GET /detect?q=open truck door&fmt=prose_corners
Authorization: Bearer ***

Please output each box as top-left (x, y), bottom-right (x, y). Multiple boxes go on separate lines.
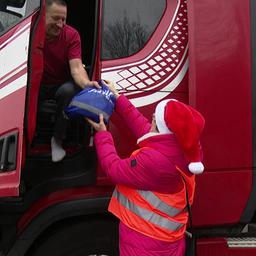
top-left (0, 0), bottom-right (43, 197)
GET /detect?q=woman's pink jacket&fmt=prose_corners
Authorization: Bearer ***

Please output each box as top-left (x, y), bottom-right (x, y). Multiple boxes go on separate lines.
top-left (94, 95), bottom-right (190, 255)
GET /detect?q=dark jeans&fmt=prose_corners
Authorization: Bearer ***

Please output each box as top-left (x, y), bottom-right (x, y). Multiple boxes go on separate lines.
top-left (39, 81), bottom-right (81, 141)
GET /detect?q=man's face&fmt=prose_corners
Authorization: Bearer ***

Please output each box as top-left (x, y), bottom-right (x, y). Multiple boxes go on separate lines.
top-left (45, 3), bottom-right (67, 40)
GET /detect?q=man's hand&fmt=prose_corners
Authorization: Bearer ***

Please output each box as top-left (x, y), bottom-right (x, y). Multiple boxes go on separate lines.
top-left (86, 114), bottom-right (107, 132)
top-left (84, 80), bottom-right (100, 89)
top-left (69, 59), bottom-right (100, 89)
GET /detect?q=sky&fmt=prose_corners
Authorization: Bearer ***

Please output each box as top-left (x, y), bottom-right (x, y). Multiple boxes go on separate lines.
top-left (103, 0), bottom-right (166, 28)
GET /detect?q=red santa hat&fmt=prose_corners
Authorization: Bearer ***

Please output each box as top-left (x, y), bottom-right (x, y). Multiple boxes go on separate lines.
top-left (155, 99), bottom-right (205, 174)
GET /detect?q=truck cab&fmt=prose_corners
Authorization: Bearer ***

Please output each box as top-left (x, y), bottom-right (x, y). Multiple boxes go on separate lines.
top-left (0, 0), bottom-right (255, 255)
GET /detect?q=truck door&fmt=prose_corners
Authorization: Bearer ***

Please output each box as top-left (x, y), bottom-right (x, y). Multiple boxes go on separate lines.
top-left (0, 0), bottom-right (42, 197)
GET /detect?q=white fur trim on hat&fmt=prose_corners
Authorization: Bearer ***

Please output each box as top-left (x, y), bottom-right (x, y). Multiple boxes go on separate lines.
top-left (155, 99), bottom-right (176, 134)
top-left (188, 162), bottom-right (204, 174)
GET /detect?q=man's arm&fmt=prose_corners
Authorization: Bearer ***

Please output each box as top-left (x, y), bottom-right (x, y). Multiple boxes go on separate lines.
top-left (69, 58), bottom-right (99, 88)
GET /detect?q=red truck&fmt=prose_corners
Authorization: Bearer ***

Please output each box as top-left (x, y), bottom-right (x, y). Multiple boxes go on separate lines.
top-left (0, 0), bottom-right (255, 255)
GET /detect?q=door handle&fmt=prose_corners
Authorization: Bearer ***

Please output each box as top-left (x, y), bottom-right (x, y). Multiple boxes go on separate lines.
top-left (0, 133), bottom-right (18, 172)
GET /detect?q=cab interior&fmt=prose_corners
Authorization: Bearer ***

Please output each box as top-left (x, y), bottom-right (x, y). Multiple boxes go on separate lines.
top-left (22, 0), bottom-right (99, 199)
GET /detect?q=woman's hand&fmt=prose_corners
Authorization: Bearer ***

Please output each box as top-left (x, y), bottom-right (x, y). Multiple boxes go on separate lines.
top-left (86, 114), bottom-right (107, 132)
top-left (103, 80), bottom-right (120, 98)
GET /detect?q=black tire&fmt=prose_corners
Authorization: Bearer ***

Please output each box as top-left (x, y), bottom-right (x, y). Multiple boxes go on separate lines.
top-left (27, 218), bottom-right (119, 256)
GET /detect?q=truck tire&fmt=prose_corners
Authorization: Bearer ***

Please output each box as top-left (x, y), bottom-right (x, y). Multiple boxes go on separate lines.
top-left (28, 218), bottom-right (119, 256)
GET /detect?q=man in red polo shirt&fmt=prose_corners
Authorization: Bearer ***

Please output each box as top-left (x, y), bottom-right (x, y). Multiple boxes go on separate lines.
top-left (39, 0), bottom-right (99, 162)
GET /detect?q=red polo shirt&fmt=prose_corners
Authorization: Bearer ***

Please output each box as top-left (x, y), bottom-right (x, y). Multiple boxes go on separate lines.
top-left (42, 24), bottom-right (82, 85)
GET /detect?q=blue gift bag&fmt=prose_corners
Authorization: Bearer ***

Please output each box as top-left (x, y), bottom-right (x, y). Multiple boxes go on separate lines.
top-left (64, 80), bottom-right (116, 123)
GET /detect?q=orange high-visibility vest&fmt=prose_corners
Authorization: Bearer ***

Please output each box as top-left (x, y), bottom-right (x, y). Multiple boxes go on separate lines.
top-left (108, 164), bottom-right (195, 242)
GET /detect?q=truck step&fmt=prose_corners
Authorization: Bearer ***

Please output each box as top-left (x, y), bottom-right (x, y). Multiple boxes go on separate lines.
top-left (226, 237), bottom-right (256, 248)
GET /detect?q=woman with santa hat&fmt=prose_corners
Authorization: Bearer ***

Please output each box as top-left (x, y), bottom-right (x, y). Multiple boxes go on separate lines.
top-left (87, 81), bottom-right (205, 256)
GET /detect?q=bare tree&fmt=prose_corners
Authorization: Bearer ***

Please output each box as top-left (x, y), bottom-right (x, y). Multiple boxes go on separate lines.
top-left (102, 14), bottom-right (149, 59)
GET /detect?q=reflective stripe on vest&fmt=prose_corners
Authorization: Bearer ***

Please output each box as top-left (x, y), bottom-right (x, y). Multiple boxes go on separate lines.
top-left (112, 189), bottom-right (184, 231)
top-left (137, 190), bottom-right (184, 217)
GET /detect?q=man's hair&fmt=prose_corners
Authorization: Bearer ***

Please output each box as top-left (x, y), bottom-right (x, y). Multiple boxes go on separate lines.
top-left (46, 0), bottom-right (67, 8)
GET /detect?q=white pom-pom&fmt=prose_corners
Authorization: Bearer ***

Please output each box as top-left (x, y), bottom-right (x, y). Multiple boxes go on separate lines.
top-left (188, 162), bottom-right (204, 174)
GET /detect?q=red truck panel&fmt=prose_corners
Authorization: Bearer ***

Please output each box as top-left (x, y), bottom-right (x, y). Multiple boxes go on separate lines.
top-left (187, 0), bottom-right (252, 226)
top-left (197, 238), bottom-right (256, 256)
